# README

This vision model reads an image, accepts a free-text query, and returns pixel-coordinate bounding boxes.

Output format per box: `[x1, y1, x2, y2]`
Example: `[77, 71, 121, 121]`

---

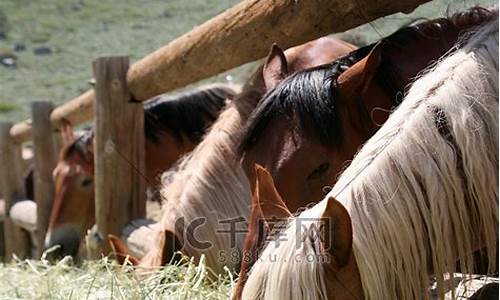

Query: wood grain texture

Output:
[0, 123, 31, 259]
[9, 0, 430, 143]
[31, 101, 58, 258]
[10, 90, 94, 143]
[93, 57, 146, 254]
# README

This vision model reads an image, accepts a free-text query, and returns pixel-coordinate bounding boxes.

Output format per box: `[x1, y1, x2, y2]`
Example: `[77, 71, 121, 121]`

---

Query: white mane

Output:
[243, 19, 498, 300]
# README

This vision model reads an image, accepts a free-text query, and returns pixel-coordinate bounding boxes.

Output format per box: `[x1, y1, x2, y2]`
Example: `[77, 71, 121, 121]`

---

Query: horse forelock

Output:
[237, 56, 357, 156]
[60, 129, 94, 163]
[242, 19, 498, 300]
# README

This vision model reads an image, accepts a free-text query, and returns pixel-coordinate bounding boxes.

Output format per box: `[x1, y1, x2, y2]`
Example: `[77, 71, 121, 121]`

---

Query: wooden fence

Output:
[0, 0, 429, 259]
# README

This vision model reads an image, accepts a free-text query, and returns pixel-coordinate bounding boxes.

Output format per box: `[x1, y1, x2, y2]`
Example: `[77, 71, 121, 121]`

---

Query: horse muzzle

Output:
[44, 225, 81, 259]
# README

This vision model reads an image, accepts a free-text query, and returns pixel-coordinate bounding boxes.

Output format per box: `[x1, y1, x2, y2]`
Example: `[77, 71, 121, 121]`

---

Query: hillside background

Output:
[0, 0, 495, 122]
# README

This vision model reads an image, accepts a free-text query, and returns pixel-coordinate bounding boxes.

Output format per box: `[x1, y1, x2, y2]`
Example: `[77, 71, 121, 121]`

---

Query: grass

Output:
[0, 0, 495, 123]
[0, 0, 241, 123]
[0, 102, 19, 113]
[0, 253, 234, 300]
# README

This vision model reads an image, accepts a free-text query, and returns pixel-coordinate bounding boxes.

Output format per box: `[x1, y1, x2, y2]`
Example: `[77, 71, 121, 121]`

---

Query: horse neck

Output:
[332, 21, 498, 299]
[381, 11, 496, 95]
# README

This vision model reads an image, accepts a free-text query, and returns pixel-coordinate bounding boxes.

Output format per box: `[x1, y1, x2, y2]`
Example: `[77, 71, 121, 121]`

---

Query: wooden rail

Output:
[8, 0, 430, 144]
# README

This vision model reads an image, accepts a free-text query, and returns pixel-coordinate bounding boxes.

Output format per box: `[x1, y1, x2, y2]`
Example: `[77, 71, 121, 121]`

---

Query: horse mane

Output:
[140, 71, 266, 273]
[144, 83, 236, 144]
[58, 83, 236, 161]
[242, 18, 498, 300]
[237, 6, 496, 155]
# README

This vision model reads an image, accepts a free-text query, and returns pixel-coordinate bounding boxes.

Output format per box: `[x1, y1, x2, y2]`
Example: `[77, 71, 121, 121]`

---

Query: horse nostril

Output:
[45, 226, 81, 259]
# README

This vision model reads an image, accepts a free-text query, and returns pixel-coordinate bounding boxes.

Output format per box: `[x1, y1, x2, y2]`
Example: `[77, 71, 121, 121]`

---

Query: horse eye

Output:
[307, 162, 330, 181]
[80, 177, 93, 187]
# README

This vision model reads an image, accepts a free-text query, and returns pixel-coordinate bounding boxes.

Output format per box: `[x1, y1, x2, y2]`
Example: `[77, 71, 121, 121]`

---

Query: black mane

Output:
[144, 83, 236, 144]
[63, 83, 236, 160]
[237, 52, 367, 154]
[237, 6, 495, 155]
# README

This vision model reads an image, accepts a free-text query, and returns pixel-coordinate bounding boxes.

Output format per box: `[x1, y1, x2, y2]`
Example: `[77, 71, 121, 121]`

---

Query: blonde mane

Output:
[160, 101, 252, 273]
[243, 19, 498, 300]
[139, 80, 258, 273]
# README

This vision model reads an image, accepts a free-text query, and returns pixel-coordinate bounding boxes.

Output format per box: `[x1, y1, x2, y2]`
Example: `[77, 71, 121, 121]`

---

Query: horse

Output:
[239, 18, 498, 300]
[45, 83, 237, 258]
[110, 37, 357, 273]
[237, 7, 497, 214]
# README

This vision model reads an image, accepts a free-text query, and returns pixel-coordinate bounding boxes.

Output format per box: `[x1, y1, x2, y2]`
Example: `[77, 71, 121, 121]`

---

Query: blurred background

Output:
[0, 0, 495, 122]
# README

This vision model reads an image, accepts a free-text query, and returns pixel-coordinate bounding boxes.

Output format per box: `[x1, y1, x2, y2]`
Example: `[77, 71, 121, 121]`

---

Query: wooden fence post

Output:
[0, 122, 31, 259]
[31, 101, 58, 258]
[93, 56, 145, 254]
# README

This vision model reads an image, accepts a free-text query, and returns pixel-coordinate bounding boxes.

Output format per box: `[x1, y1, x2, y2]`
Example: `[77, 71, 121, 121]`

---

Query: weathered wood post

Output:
[31, 101, 59, 258]
[0, 122, 31, 259]
[93, 56, 145, 254]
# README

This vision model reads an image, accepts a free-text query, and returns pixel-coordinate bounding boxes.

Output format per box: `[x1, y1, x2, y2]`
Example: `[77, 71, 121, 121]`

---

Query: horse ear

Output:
[320, 197, 353, 268]
[254, 164, 292, 222]
[59, 118, 75, 145]
[337, 42, 383, 97]
[262, 44, 288, 90]
[234, 168, 271, 299]
[235, 164, 291, 299]
[159, 229, 182, 265]
[108, 234, 140, 265]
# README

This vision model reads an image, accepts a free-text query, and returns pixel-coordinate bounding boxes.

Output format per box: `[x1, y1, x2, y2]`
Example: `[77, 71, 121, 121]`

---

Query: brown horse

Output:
[45, 84, 237, 258]
[109, 36, 357, 272]
[238, 7, 497, 214]
[238, 17, 498, 298]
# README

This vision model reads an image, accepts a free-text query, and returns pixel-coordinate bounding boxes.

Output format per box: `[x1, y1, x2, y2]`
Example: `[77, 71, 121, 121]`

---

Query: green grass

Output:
[0, 254, 234, 299]
[0, 0, 241, 123]
[0, 0, 495, 122]
[0, 102, 19, 113]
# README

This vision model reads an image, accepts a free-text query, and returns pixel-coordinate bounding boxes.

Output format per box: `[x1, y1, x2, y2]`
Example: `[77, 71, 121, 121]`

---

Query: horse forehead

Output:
[54, 157, 87, 179]
[248, 117, 302, 168]
[274, 129, 304, 168]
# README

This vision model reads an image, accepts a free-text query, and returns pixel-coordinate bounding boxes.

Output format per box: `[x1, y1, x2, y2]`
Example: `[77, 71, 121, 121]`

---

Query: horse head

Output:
[239, 43, 391, 213]
[45, 121, 95, 258]
[236, 165, 362, 300]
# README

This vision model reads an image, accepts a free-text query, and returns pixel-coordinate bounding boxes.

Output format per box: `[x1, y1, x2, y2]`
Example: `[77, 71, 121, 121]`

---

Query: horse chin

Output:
[44, 224, 81, 260]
